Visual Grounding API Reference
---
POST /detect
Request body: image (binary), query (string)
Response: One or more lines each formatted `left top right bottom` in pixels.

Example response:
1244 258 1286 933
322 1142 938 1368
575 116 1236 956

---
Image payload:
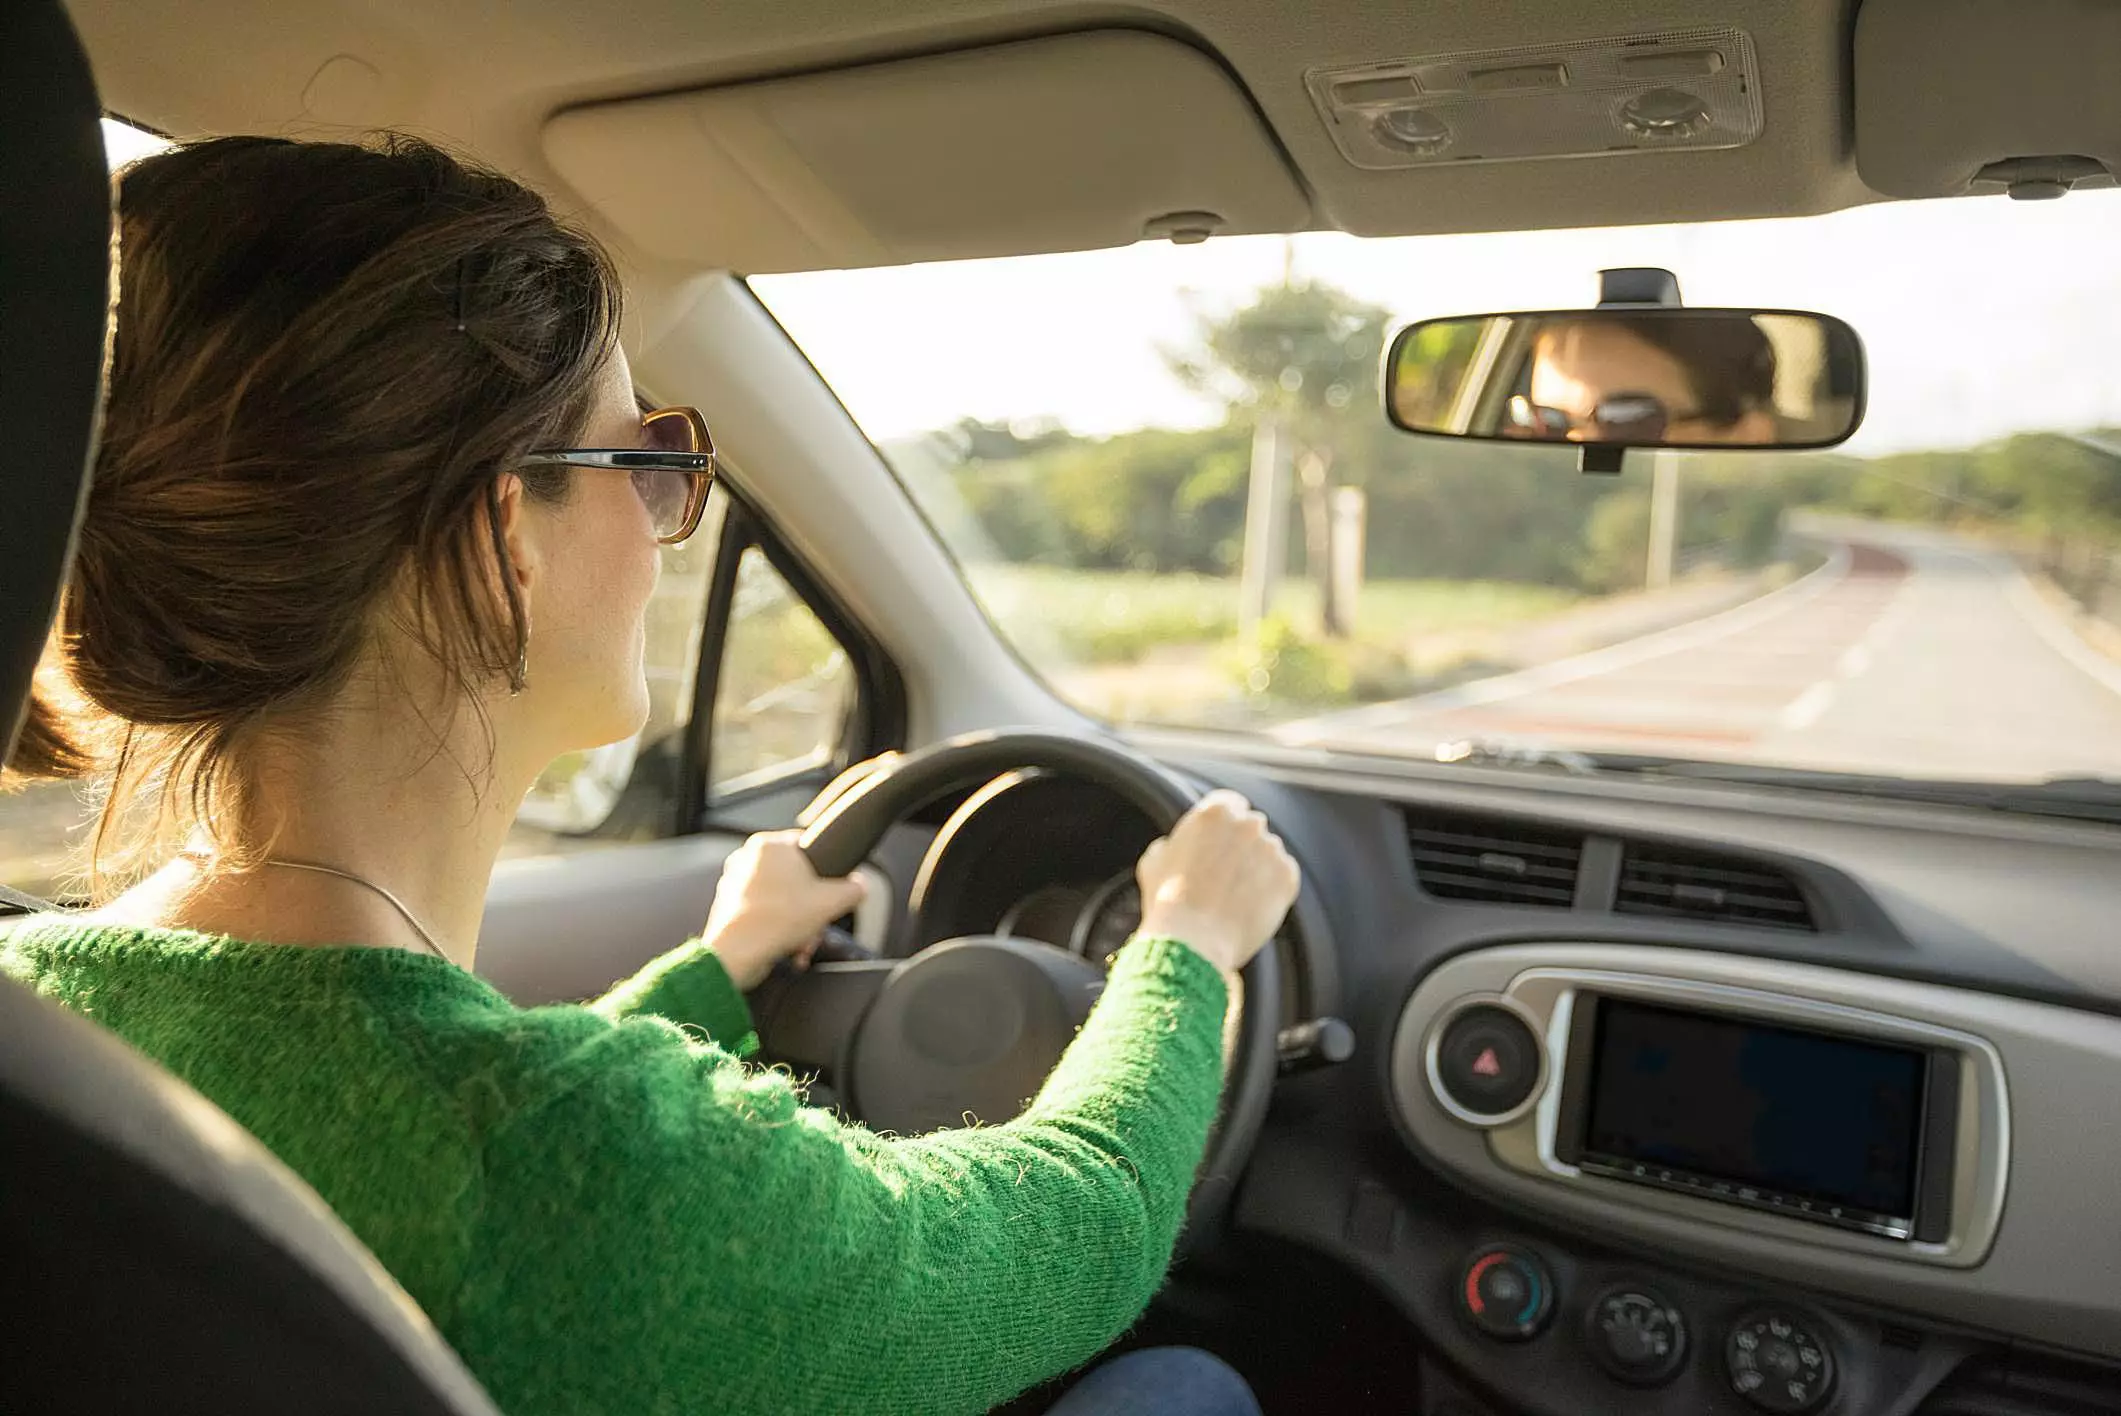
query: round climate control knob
1726 1309 1834 1413
1586 1285 1687 1386
1457 1246 1554 1342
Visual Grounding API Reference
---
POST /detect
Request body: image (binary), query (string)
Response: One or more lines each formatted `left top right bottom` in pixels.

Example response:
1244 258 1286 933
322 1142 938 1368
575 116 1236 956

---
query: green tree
1577 487 1653 592
949 424 1250 575
1167 279 1397 619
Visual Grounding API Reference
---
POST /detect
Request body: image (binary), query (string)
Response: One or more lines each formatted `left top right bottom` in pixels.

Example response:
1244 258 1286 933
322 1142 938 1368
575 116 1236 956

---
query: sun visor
543 30 1311 274
1855 0 2121 199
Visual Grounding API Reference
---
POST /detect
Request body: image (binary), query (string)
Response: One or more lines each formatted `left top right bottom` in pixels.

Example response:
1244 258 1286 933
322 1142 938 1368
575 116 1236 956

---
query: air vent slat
1405 853 1580 882
1619 898 1810 920
1627 886 1808 914
1621 862 1796 891
1405 828 1579 858
1404 810 1584 908
1418 872 1578 904
1617 843 1816 932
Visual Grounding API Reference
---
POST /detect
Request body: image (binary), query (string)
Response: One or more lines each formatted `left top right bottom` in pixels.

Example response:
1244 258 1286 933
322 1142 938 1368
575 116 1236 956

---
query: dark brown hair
2 134 623 887
1627 317 1778 425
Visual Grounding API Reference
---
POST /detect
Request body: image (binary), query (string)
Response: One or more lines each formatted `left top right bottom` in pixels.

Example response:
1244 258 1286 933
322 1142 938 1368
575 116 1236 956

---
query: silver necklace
188 851 454 964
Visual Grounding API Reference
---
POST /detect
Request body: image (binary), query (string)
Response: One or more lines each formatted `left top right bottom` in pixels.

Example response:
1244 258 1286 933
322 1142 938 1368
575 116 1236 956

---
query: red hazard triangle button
1471 1046 1503 1078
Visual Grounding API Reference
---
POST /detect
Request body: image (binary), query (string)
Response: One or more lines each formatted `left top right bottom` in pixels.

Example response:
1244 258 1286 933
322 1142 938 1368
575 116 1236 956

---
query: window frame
679 488 906 829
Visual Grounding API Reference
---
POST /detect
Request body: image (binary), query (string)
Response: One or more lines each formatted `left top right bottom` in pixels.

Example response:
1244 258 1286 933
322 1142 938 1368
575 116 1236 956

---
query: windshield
755 194 2121 790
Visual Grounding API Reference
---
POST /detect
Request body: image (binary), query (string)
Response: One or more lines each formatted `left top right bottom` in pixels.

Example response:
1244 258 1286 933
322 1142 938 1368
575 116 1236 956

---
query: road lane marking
1767 550 1916 736
1272 543 1855 746
1779 681 1837 731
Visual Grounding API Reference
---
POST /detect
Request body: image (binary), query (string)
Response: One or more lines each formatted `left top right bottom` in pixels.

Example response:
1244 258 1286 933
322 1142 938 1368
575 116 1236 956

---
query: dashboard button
1586 1285 1687 1386
1726 1309 1833 1413
1458 1246 1554 1341
1430 1001 1543 1123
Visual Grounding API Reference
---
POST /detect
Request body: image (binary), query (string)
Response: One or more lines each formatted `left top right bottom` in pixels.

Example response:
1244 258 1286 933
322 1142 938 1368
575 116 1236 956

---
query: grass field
958 564 1589 725
966 564 1577 666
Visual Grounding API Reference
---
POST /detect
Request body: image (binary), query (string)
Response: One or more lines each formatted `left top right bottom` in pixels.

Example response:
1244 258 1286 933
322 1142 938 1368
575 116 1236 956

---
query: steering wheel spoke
749 958 896 1077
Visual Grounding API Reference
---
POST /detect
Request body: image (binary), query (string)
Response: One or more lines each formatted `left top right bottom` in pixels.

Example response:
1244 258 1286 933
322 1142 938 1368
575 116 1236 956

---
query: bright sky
101 116 169 168
102 120 2121 458
756 188 2121 457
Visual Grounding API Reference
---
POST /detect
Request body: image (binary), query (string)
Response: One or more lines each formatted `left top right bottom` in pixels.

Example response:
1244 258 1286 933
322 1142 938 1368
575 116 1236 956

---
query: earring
510 632 529 697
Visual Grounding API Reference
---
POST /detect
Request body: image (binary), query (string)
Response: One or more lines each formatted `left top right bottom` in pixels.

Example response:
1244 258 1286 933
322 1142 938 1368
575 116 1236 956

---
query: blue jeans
1043 1347 1261 1416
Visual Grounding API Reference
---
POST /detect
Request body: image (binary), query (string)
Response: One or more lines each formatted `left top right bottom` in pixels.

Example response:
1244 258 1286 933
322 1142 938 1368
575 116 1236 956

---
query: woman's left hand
703 831 869 990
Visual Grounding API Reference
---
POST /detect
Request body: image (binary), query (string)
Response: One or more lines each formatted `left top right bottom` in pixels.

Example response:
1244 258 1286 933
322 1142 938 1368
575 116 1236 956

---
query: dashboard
993 872 1144 967
902 740 2121 1416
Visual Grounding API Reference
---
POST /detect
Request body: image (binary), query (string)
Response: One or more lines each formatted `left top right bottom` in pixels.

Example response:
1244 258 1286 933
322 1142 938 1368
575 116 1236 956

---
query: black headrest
1 967 504 1414
0 0 110 765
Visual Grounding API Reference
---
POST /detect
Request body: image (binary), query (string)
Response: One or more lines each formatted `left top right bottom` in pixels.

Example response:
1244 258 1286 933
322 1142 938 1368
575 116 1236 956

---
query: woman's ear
492 472 538 601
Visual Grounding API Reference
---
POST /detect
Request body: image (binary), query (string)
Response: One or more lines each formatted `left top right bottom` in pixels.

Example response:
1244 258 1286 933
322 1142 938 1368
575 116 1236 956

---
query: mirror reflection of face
1524 320 1778 446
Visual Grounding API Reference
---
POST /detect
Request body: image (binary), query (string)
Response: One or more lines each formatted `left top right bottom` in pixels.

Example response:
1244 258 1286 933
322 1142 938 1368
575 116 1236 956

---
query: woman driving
0 135 1299 1416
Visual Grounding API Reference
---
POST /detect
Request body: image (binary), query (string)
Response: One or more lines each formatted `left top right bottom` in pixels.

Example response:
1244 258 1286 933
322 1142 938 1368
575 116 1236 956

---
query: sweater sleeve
452 935 1228 1416
586 939 758 1057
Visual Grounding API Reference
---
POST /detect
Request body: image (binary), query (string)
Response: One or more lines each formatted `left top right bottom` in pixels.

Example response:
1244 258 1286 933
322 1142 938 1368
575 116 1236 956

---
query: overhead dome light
1307 28 1760 170
1619 87 1713 139
1374 106 1453 155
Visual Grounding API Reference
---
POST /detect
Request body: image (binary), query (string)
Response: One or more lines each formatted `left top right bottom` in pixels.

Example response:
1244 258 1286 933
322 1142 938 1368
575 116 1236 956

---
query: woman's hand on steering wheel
703 831 870 990
1136 790 1301 977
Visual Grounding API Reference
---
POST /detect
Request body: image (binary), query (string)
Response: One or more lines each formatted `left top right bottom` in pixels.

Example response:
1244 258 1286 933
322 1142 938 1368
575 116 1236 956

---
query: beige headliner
53 0 1943 278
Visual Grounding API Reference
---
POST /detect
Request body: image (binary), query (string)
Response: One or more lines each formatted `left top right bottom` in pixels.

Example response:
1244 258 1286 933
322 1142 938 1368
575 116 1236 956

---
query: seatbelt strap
0 881 54 915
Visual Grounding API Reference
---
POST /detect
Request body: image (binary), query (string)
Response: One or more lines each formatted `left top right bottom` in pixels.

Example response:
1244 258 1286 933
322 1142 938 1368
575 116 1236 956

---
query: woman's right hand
1135 789 1301 974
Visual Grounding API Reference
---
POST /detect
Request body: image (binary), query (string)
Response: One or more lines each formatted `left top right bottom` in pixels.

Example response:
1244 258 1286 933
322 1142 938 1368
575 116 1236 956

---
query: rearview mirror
1385 308 1865 452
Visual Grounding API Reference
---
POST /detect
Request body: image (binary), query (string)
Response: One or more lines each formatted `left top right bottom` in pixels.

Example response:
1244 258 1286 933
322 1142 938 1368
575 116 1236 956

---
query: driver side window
709 546 856 798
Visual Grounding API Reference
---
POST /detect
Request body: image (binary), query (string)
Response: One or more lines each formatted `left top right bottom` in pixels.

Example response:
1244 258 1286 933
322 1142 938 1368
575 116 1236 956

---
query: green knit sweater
0 920 1230 1416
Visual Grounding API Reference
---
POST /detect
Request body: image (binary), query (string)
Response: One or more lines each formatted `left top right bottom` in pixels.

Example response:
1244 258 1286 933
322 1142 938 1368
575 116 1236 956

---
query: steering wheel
748 728 1281 1233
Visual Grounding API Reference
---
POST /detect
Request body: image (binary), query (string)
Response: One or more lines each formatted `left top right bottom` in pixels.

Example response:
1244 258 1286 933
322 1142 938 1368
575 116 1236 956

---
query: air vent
1616 843 1816 931
1404 811 1583 908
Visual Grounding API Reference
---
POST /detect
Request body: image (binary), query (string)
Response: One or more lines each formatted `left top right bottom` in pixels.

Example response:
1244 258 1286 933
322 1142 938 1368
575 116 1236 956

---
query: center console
1402 963 2011 1411
1368 943 2121 1414
1406 966 2008 1270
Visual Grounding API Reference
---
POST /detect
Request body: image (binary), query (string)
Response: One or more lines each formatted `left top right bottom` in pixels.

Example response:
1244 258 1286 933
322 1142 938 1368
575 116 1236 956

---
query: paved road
1278 523 2121 781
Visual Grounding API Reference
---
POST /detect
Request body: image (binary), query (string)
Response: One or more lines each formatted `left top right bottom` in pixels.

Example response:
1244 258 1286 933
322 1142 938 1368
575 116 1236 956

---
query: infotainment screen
1578 998 1928 1230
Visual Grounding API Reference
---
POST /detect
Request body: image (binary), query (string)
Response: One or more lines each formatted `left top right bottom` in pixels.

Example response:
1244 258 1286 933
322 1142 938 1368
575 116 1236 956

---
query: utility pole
1647 448 1679 589
1324 485 1367 637
1239 415 1289 631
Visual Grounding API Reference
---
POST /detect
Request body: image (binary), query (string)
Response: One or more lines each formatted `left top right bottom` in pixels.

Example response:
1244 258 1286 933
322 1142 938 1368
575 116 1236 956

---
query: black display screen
1583 999 1927 1220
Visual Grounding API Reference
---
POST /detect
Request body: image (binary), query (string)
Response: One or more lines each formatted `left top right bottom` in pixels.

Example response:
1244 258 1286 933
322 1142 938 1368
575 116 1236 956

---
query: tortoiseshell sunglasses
520 405 716 545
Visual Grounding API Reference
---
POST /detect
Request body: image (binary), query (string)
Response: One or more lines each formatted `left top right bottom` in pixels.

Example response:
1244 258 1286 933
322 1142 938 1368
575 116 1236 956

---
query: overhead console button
1427 997 1546 1124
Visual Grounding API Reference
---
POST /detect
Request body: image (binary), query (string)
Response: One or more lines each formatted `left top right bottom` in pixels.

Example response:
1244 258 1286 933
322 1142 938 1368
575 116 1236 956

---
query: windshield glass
754 194 2121 788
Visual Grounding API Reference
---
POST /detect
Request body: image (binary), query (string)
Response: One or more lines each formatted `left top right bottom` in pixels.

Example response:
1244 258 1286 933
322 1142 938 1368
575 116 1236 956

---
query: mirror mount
1582 268 1683 472
1595 266 1684 310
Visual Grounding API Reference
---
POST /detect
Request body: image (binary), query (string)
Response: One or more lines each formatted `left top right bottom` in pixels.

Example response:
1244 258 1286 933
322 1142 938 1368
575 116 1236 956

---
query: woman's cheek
633 542 662 639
